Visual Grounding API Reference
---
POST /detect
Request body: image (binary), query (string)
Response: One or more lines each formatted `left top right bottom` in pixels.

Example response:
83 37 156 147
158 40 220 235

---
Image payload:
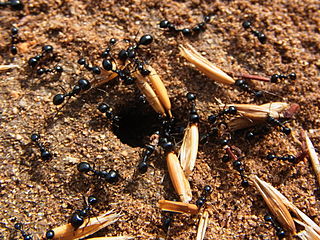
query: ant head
138 34 153 46
186 92 196 101
87 195 98 205
77 162 92 173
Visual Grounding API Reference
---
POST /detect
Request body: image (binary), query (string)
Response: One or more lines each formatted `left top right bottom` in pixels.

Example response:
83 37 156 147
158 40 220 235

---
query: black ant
28 45 54 68
77 162 120 184
195 185 212 208
242 20 267 44
264 215 286 239
137 131 159 173
97 102 121 130
234 79 263 97
77 58 101 75
162 213 174 232
101 58 136 85
270 73 296 83
0 0 23 10
266 115 291 135
36 65 63 76
208 106 238 124
137 144 155 173
223 146 249 187
69 195 98 229
186 92 199 120
52 78 91 105
201 106 236 145
14 222 33 240
30 133 52 161
266 153 296 163
10 27 19 55
44 229 54 239
116 34 153 63
101 38 118 58
159 15 211 36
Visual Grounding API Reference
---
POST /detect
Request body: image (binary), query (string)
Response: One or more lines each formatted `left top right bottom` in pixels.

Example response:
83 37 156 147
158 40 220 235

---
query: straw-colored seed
158 199 199 214
0 64 19 71
134 73 166 116
295 219 320 240
196 210 209 240
93 71 118 87
145 65 172 118
270 182 320 235
303 131 320 186
227 102 297 131
179 43 235 85
166 152 192 203
179 123 199 176
46 211 121 240
252 175 296 234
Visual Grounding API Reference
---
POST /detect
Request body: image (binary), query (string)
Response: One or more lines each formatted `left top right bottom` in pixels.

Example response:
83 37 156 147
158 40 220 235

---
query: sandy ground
0 0 319 239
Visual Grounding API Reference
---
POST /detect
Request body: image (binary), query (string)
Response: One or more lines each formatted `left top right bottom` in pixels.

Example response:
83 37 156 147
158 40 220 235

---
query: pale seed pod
270 182 320 235
179 123 199 176
196 210 209 240
133 66 172 117
0 64 19 71
295 220 320 240
302 131 320 186
179 43 235 85
158 199 198 214
252 175 296 235
134 73 166 116
44 211 121 240
227 102 299 131
145 65 172 118
92 71 118 87
166 152 192 203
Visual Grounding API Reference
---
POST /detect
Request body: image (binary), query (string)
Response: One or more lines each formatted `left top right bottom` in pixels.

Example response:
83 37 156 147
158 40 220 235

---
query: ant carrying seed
179 44 264 97
69 195 98 229
102 58 136 85
195 185 212 208
10 27 19 55
179 92 199 176
14 222 33 240
270 73 296 83
77 162 120 184
242 20 267 44
52 78 91 105
28 45 54 68
30 133 52 161
264 215 286 239
0 0 23 10
159 15 211 36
